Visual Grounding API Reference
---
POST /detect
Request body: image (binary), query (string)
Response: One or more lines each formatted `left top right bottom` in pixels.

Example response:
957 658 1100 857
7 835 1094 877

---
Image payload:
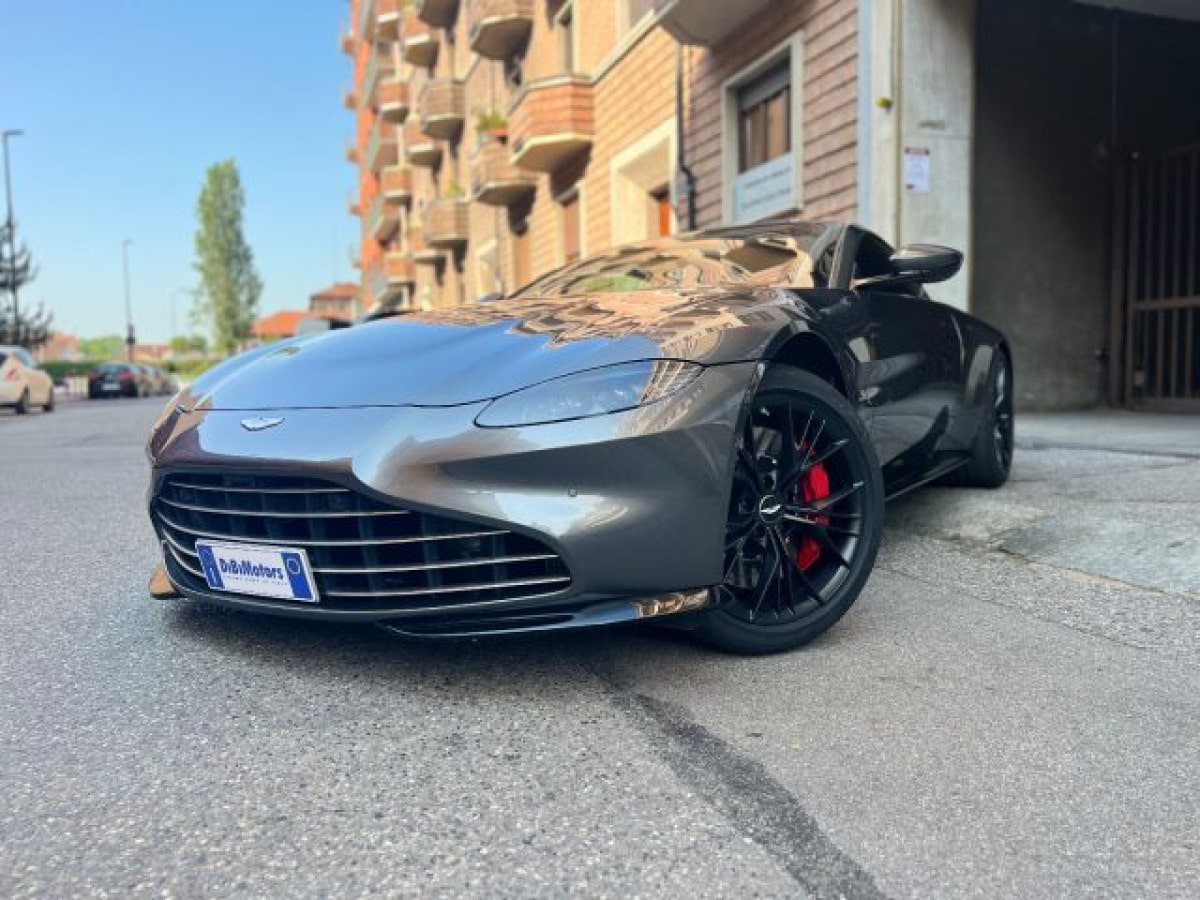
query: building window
737 62 791 173
560 190 581 264
722 39 803 225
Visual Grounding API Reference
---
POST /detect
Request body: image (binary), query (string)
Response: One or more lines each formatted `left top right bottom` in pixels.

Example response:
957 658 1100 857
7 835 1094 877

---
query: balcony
654 0 774 46
342 86 358 110
366 122 400 173
467 0 534 60
384 251 416 286
348 189 363 216
423 198 469 249
508 75 594 172
405 118 443 168
367 193 401 242
377 77 410 123
471 139 536 206
376 0 403 41
358 0 378 41
340 28 356 55
416 0 459 28
418 78 465 141
401 8 439 68
345 139 361 164
408 231 443 265
361 52 395 109
381 164 413 205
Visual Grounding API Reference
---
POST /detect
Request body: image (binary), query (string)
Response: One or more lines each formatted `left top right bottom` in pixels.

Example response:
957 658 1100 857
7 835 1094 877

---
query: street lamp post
121 239 135 361
2 129 24 339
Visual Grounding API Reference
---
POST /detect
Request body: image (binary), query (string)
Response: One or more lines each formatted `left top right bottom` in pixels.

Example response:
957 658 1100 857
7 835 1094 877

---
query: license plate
103 381 119 390
194 540 319 603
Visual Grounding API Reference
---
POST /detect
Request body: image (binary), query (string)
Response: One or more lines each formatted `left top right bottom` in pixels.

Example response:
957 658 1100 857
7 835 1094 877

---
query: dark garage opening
973 0 1200 410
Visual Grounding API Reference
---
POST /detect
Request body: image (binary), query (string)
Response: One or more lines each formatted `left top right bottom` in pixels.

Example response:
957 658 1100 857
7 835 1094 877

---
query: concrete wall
866 0 975 311
973 0 1113 410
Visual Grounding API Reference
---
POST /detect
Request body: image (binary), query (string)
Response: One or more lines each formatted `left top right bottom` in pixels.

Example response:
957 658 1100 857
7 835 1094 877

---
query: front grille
151 473 572 611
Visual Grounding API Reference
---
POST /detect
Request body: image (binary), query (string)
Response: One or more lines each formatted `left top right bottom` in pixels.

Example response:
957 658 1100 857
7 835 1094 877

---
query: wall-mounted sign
904 146 931 193
733 154 796 223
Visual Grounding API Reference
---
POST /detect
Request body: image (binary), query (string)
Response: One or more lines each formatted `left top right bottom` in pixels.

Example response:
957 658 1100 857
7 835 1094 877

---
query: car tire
44 388 55 412
945 350 1013 489
15 389 29 415
695 367 885 655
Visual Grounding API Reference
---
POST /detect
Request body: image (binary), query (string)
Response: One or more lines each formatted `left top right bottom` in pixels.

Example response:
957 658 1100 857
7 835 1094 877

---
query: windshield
512 226 838 299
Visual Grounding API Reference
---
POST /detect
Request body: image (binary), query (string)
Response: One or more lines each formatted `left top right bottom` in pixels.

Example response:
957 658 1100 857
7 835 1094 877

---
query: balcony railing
405 118 443 168
385 251 416 286
367 193 401 242
340 27 356 55
361 51 395 109
358 0 379 42
416 0 459 28
653 0 773 46
381 164 413 205
508 75 594 172
471 139 536 206
342 86 358 110
402 8 439 68
366 121 399 173
408 231 443 265
376 0 403 41
423 198 469 249
467 0 534 61
377 77 410 124
418 78 465 141
345 139 361 164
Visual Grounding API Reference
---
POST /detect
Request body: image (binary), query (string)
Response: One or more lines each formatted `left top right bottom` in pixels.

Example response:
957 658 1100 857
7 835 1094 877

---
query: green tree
78 334 125 360
192 160 262 354
169 334 208 355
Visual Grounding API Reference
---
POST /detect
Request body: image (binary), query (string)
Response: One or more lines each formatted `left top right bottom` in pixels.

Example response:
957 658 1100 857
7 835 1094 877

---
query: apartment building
343 0 860 313
344 0 1200 411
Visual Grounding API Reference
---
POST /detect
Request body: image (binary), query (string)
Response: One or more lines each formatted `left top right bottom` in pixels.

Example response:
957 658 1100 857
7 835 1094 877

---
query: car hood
184 289 795 411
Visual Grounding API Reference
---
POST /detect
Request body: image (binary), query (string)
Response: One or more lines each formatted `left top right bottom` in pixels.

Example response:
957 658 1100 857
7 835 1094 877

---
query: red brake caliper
795 447 830 571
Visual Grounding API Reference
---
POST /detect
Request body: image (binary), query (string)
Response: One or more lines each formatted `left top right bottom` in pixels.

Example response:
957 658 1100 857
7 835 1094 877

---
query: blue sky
1 2 358 343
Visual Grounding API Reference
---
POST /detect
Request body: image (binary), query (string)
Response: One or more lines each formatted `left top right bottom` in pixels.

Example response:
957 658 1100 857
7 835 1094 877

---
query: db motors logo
218 558 286 581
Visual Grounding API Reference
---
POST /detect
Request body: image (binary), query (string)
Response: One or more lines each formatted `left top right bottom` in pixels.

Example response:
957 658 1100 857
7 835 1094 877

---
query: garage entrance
972 0 1200 410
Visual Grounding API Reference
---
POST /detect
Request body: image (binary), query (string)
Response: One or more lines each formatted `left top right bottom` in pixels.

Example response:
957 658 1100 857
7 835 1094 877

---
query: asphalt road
1 399 1197 898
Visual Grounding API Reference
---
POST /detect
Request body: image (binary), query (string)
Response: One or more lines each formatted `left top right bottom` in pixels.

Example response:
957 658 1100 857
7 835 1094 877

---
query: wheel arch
767 331 850 399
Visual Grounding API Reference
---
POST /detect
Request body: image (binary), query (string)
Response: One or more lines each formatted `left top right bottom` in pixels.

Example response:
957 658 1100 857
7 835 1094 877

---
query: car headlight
475 360 703 428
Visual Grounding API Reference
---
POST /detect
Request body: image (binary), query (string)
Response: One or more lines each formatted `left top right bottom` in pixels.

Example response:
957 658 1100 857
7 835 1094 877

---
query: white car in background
0 345 55 414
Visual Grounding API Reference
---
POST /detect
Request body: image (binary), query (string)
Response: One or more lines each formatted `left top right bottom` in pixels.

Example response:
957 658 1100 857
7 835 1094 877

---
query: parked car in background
139 365 174 397
88 362 146 399
0 345 55 414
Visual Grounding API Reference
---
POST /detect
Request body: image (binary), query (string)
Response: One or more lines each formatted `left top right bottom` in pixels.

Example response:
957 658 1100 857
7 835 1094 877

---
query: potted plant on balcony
474 110 508 143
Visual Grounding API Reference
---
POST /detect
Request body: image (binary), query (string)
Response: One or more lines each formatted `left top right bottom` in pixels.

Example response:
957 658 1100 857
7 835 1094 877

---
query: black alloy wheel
697 368 884 654
949 351 1013 489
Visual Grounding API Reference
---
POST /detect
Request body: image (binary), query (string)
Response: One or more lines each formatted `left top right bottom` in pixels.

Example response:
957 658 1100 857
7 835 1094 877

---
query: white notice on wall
904 147 931 193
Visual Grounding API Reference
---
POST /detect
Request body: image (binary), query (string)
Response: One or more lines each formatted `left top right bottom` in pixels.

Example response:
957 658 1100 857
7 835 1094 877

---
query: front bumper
147 362 755 625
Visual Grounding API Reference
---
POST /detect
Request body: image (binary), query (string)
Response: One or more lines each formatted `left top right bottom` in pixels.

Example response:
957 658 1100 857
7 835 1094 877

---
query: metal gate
1111 143 1200 410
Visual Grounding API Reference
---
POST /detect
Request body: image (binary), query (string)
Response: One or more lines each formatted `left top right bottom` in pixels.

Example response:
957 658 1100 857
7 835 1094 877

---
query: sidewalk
886 410 1200 598
1018 410 1200 458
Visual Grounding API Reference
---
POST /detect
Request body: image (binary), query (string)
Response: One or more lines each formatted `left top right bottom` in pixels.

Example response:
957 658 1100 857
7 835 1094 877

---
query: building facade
343 0 860 311
344 0 1200 411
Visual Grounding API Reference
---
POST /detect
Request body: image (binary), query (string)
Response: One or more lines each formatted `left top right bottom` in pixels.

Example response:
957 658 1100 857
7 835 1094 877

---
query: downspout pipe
676 43 697 231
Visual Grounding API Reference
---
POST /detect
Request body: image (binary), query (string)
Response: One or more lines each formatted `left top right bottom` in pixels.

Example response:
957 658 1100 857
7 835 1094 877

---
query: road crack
596 673 889 900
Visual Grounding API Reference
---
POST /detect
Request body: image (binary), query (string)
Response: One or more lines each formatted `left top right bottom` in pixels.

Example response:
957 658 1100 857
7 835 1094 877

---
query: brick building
309 282 362 320
343 0 859 313
344 0 1200 411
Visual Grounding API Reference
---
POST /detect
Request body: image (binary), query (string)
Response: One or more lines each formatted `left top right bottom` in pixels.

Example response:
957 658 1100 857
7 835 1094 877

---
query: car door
834 229 966 492
15 349 51 405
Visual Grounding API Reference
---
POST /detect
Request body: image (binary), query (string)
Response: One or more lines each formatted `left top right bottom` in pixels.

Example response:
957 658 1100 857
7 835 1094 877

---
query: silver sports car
147 222 1013 653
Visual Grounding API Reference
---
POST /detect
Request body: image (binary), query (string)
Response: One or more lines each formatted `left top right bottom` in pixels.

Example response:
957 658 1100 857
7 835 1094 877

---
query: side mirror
889 244 963 284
